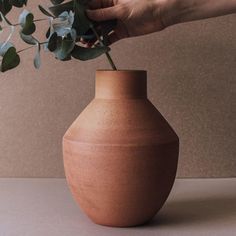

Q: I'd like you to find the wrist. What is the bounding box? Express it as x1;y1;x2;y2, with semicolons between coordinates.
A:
159;0;192;27
155;0;236;29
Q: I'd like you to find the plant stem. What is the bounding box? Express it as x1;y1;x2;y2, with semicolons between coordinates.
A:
91;25;117;70
16;42;47;54
12;18;48;27
105;52;117;71
0;18;49;30
17;45;35;54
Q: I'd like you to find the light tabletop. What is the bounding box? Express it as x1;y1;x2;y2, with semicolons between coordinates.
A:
0;178;235;236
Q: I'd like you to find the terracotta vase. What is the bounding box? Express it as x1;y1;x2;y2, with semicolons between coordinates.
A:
63;70;179;227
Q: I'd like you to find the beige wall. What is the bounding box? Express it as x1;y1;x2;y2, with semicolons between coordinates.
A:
0;2;235;177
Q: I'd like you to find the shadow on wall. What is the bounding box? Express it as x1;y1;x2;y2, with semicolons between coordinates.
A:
147;195;236;228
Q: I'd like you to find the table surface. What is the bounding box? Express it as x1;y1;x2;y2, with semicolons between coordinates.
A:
0;178;235;236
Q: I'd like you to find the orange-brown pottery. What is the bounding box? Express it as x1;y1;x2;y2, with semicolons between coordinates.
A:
63;70;179;227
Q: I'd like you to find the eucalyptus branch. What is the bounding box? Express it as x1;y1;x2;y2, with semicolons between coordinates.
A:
90;25;117;70
0;1;118;72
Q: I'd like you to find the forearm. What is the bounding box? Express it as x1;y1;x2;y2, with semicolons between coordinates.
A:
161;0;236;27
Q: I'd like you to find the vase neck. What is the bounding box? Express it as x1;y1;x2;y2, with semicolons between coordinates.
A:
95;71;147;99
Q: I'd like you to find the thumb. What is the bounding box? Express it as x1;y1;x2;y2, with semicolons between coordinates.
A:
86;5;122;21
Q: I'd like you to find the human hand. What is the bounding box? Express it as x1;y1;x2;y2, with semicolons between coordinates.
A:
86;0;166;45
86;0;236;45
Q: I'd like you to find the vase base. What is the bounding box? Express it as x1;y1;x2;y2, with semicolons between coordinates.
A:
88;214;156;228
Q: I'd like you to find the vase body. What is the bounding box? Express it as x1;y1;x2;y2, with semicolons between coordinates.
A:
63;70;179;227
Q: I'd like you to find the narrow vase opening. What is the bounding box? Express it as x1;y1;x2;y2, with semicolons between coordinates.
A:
95;70;147;99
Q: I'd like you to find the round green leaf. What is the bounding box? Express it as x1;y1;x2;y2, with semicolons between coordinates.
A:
0;46;20;72
19;9;36;35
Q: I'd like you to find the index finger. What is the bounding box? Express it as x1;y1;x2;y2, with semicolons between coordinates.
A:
88;0;115;9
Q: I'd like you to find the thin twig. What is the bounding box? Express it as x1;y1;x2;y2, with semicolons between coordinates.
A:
12;18;48;27
91;25;117;70
1;18;49;30
17;45;35;54
16;42;47;54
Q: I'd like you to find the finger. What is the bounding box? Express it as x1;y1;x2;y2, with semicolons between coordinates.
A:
86;5;121;21
88;0;114;9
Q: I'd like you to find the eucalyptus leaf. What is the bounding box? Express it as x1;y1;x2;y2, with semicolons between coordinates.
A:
52;11;74;36
20;32;38;45
54;31;76;60
73;0;92;35
46;27;51;38
0;46;20;72
0;0;12;21
0;12;15;46
50;0;65;5
49;1;73;17
38;5;55;18
9;0;27;8
81;32;95;40
46;16;54;38
60;55;71;61
0;11;13;25
0;41;14;56
34;43;41;69
19;9;36;35
47;32;59;52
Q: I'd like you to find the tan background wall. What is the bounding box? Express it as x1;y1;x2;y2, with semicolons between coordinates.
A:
0;2;235;178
